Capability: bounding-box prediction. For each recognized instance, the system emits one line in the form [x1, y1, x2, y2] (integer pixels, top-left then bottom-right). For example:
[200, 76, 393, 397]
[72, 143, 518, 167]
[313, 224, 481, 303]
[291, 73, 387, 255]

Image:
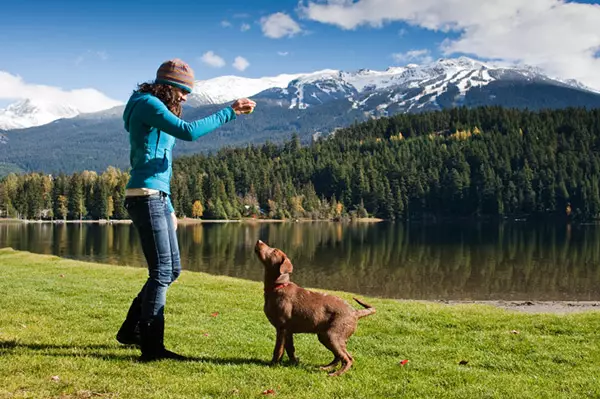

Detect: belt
[125, 188, 161, 197]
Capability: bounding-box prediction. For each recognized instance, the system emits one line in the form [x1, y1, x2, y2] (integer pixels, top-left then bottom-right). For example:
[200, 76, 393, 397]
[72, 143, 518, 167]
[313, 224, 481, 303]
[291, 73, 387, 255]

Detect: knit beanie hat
[155, 59, 195, 93]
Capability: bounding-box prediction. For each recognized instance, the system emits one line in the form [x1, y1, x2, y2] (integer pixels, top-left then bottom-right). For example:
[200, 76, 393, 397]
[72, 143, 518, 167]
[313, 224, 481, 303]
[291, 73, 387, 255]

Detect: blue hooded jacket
[123, 92, 236, 213]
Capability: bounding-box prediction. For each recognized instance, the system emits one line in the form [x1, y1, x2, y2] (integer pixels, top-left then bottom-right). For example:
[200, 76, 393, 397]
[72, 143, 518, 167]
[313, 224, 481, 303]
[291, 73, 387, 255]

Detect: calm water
[1, 221, 599, 301]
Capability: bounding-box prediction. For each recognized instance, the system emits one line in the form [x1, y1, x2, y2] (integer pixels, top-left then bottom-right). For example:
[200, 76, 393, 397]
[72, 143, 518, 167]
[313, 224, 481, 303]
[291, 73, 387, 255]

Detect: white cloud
[0, 71, 122, 113]
[75, 50, 108, 66]
[232, 56, 250, 71]
[300, 0, 600, 90]
[277, 51, 289, 56]
[241, 23, 251, 32]
[200, 51, 226, 68]
[221, 20, 232, 28]
[392, 49, 433, 65]
[260, 12, 302, 38]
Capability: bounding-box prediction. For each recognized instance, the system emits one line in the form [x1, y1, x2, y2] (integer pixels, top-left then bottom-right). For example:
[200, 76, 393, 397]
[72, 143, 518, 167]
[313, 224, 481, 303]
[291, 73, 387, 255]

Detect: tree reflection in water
[1, 221, 599, 301]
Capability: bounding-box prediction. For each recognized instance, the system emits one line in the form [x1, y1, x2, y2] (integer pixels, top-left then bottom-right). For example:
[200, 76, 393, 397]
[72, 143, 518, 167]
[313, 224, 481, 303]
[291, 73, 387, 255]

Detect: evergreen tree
[112, 173, 128, 219]
[90, 179, 109, 219]
[68, 173, 86, 220]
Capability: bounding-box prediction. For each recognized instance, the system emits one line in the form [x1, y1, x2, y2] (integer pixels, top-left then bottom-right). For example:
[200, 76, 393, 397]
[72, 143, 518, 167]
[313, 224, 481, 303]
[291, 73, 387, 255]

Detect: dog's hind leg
[285, 331, 299, 364]
[327, 340, 353, 377]
[320, 331, 353, 377]
[317, 332, 341, 371]
[319, 357, 340, 371]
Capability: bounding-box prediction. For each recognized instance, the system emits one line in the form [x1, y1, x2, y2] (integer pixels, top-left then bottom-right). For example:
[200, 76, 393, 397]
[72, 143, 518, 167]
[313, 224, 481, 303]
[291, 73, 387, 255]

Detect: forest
[1, 106, 599, 221]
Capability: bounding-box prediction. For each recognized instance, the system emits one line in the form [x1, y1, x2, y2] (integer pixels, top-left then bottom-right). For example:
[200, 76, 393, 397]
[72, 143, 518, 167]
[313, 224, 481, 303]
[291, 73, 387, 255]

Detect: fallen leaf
[511, 330, 520, 334]
[210, 312, 219, 317]
[51, 375, 60, 382]
[262, 389, 276, 395]
[399, 359, 409, 366]
[459, 360, 469, 365]
[231, 389, 240, 395]
[60, 274, 65, 278]
[21, 324, 27, 329]
[74, 390, 97, 398]
[203, 333, 210, 337]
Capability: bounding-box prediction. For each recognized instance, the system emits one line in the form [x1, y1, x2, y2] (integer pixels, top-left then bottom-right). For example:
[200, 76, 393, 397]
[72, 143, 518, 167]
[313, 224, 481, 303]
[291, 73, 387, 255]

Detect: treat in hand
[231, 98, 256, 115]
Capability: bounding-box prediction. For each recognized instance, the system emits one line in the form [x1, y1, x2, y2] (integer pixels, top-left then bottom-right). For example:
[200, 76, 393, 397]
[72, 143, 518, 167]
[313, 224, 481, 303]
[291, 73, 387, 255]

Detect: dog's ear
[279, 257, 293, 274]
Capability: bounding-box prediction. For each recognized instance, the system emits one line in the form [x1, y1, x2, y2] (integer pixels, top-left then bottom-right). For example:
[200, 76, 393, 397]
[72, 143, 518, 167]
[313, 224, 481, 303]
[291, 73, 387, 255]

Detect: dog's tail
[353, 297, 376, 319]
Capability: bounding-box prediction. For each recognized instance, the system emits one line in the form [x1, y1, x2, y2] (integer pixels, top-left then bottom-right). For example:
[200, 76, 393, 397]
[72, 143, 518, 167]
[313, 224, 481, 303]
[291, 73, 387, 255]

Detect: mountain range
[2, 56, 600, 174]
[0, 99, 81, 130]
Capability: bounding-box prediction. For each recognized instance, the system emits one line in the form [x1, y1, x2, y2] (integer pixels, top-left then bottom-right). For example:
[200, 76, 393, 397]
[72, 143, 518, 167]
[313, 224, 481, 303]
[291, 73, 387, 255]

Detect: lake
[1, 220, 599, 301]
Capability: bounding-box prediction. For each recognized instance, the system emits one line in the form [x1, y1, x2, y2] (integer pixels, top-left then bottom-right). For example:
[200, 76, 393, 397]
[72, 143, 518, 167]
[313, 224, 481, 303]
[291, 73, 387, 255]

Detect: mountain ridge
[2, 56, 600, 175]
[1, 56, 597, 131]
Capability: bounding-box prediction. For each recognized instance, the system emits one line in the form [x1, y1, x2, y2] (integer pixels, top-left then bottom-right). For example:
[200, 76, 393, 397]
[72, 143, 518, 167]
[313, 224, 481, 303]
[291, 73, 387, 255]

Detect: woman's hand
[171, 212, 178, 231]
[231, 98, 256, 115]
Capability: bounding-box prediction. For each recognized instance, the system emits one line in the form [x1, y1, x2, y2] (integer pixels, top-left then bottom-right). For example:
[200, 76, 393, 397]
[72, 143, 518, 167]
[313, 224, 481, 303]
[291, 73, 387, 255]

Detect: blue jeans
[125, 192, 181, 321]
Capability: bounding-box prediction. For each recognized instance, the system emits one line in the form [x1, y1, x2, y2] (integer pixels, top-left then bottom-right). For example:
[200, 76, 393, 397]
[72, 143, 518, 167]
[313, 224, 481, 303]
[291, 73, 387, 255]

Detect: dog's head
[255, 240, 293, 284]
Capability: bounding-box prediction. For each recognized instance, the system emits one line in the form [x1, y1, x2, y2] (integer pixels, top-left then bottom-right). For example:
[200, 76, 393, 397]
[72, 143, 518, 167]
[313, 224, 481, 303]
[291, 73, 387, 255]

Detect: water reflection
[1, 221, 599, 301]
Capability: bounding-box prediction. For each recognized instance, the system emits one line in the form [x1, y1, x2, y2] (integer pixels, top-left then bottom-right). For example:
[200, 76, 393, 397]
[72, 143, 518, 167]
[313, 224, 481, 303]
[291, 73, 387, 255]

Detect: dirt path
[436, 300, 600, 314]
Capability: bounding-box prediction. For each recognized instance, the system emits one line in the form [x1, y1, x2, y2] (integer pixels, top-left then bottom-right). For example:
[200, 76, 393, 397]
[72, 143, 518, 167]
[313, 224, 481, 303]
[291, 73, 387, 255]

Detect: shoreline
[0, 247, 597, 314]
[0, 217, 385, 224]
[4, 217, 598, 225]
[429, 299, 600, 314]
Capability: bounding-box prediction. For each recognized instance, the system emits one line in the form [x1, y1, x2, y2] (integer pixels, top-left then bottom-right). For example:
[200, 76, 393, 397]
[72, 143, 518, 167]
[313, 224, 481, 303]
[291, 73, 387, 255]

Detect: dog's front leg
[285, 331, 299, 365]
[271, 328, 286, 364]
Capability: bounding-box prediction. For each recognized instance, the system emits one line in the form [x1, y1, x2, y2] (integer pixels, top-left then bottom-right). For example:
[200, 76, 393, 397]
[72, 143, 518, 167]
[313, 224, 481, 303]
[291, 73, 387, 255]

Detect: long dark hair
[136, 82, 182, 117]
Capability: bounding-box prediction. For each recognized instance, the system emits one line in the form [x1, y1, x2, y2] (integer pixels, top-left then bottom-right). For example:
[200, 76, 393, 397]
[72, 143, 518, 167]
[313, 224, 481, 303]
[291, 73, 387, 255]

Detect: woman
[116, 58, 255, 361]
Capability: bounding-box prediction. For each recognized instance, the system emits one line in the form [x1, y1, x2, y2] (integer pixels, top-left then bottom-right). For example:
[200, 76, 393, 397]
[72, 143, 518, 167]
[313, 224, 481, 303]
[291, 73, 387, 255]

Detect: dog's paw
[288, 357, 300, 366]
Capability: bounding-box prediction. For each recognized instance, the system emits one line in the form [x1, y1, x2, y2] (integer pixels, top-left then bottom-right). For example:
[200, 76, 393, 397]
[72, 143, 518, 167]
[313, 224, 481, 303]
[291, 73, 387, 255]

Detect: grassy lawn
[1, 247, 599, 399]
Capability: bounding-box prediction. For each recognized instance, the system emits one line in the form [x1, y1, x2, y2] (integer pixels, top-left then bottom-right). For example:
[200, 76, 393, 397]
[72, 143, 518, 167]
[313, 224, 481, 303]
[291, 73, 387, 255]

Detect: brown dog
[254, 240, 375, 376]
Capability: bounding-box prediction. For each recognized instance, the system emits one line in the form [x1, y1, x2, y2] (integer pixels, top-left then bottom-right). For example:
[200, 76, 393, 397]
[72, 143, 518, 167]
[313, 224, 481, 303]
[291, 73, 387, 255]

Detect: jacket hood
[123, 92, 151, 132]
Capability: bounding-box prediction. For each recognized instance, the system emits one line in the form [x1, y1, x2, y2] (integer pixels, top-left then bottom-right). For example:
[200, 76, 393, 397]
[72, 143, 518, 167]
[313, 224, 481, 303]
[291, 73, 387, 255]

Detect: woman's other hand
[171, 212, 178, 231]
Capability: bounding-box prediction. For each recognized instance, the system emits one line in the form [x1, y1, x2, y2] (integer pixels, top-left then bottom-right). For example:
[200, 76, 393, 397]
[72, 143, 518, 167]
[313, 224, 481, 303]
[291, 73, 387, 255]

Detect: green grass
[1, 247, 599, 399]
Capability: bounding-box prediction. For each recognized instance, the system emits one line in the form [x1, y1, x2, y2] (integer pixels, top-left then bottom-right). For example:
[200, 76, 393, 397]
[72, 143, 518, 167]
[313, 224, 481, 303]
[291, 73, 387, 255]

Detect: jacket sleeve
[139, 97, 237, 141]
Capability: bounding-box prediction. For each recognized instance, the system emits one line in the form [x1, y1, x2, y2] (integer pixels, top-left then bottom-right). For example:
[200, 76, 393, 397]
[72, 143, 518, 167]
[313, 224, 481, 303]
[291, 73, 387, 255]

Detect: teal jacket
[123, 92, 236, 213]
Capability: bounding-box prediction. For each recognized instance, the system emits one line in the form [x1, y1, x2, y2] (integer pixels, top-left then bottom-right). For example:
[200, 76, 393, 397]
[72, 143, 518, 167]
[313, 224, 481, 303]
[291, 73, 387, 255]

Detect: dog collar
[266, 282, 289, 292]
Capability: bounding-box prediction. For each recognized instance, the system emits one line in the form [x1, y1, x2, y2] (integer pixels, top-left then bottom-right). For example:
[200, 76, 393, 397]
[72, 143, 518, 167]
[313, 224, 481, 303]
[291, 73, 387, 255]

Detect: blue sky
[1, 0, 599, 108]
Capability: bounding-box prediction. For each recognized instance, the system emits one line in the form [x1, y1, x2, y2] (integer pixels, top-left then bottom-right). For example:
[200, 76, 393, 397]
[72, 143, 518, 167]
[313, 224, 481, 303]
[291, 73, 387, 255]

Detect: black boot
[139, 317, 186, 361]
[116, 297, 141, 346]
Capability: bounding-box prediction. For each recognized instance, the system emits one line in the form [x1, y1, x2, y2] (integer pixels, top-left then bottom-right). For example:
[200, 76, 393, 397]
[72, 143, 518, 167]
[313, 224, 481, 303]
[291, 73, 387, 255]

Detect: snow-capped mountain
[4, 56, 600, 174]
[187, 56, 598, 116]
[187, 73, 306, 106]
[2, 56, 595, 132]
[254, 56, 597, 115]
[0, 97, 124, 131]
[0, 99, 80, 130]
